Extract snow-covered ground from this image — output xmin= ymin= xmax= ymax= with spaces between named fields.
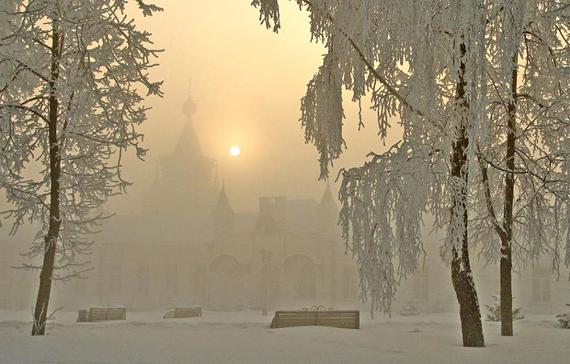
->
xmin=1 ymin=310 xmax=569 ymax=364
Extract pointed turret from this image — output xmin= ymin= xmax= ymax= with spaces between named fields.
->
xmin=182 ymin=80 xmax=197 ymax=118
xmin=317 ymin=183 xmax=338 ymax=230
xmin=212 ymin=181 xmax=234 ymax=235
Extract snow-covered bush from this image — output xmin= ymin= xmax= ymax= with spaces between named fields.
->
xmin=430 ymin=300 xmax=447 ymax=314
xmin=399 ymin=301 xmax=420 ymax=317
xmin=556 ymin=313 xmax=570 ymax=329
xmin=485 ymin=296 xmax=525 ymax=322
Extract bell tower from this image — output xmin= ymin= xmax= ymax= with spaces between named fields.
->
xmin=143 ymin=82 xmax=217 ymax=220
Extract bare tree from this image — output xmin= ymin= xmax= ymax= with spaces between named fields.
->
xmin=0 ymin=0 xmax=163 ymax=336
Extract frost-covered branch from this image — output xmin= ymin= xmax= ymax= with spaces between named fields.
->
xmin=0 ymin=0 xmax=163 ymax=335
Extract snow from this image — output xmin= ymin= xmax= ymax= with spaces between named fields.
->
xmin=1 ymin=310 xmax=569 ymax=364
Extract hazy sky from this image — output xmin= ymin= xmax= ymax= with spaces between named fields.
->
xmin=116 ymin=0 xmax=401 ymax=213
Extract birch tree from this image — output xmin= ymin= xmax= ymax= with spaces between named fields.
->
xmin=473 ymin=0 xmax=570 ymax=336
xmin=251 ymin=0 xmax=488 ymax=347
xmin=250 ymin=0 xmax=569 ymax=346
xmin=0 ymin=0 xmax=163 ymax=336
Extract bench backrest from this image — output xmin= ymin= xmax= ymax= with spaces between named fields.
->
xmin=173 ymin=307 xmax=202 ymax=318
xmin=88 ymin=307 xmax=126 ymax=321
xmin=271 ymin=310 xmax=359 ymax=329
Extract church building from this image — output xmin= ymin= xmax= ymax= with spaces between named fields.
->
xmin=54 ymin=89 xmax=361 ymax=312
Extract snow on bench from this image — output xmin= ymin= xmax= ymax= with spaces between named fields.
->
xmin=270 ymin=310 xmax=360 ymax=329
xmin=163 ymin=307 xmax=202 ymax=319
xmin=77 ymin=307 xmax=126 ymax=322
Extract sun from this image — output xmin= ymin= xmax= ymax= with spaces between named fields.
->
xmin=229 ymin=145 xmax=241 ymax=157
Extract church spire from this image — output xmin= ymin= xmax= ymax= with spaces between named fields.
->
xmin=175 ymin=80 xmax=202 ymax=157
xmin=212 ymin=181 xmax=234 ymax=234
xmin=182 ymin=79 xmax=196 ymax=118
xmin=216 ymin=181 xmax=233 ymax=214
xmin=318 ymin=182 xmax=338 ymax=229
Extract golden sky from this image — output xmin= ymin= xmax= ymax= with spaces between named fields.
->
xmin=118 ymin=0 xmax=399 ymax=213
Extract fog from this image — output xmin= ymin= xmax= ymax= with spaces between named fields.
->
xmin=1 ymin=1 xmax=569 ymax=363
xmin=116 ymin=0 xmax=398 ymax=213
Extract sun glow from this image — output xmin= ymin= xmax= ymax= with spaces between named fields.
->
xmin=229 ymin=145 xmax=241 ymax=157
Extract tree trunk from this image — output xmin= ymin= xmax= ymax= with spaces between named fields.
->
xmin=450 ymin=127 xmax=485 ymax=347
xmin=449 ymin=40 xmax=485 ymax=348
xmin=500 ymin=53 xmax=518 ymax=337
xmin=32 ymin=19 xmax=61 ymax=336
xmin=451 ymin=238 xmax=485 ymax=347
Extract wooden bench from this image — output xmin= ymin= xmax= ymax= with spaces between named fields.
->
xmin=163 ymin=307 xmax=202 ymax=319
xmin=270 ymin=310 xmax=360 ymax=329
xmin=77 ymin=307 xmax=126 ymax=322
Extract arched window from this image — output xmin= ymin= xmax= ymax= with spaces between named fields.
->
xmin=283 ymin=255 xmax=317 ymax=301
xmin=208 ymin=255 xmax=243 ymax=310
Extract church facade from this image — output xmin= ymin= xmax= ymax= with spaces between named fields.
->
xmin=74 ymin=187 xmax=361 ymax=312
xmin=52 ymin=91 xmax=361 ymax=312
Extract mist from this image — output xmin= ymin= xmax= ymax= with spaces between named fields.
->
xmin=0 ymin=1 xmax=569 ymax=363
xmin=115 ymin=0 xmax=394 ymax=214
